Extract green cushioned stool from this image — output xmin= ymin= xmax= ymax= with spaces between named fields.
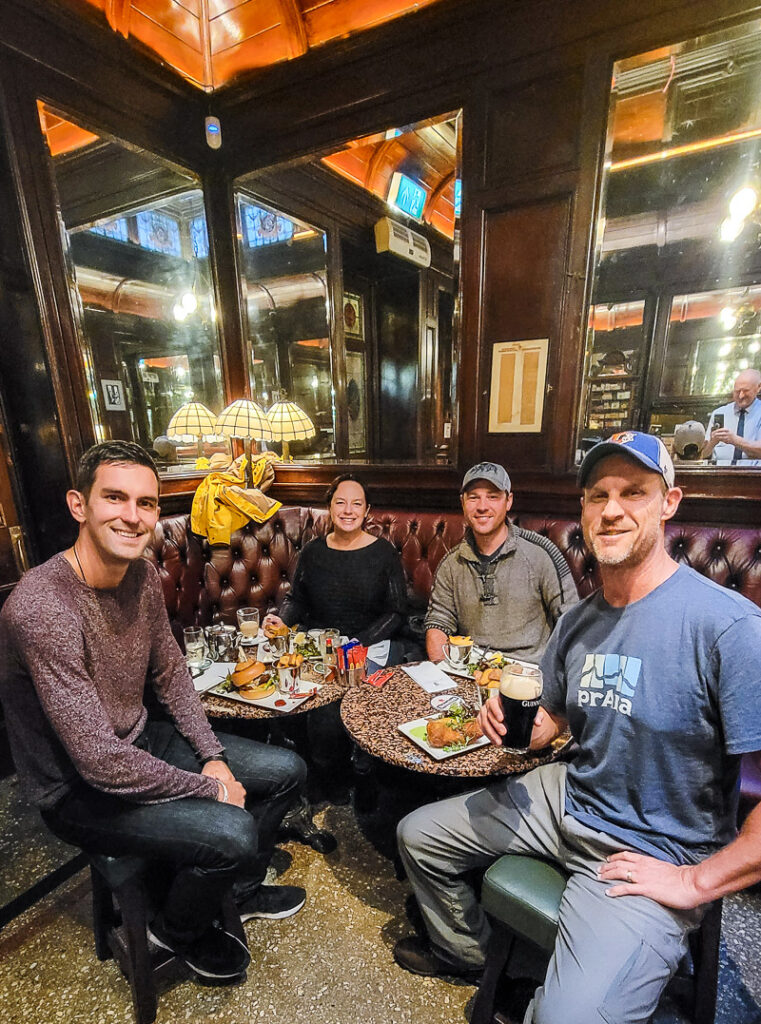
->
xmin=470 ymin=854 xmax=722 ymax=1024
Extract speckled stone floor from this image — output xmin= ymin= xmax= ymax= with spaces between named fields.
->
xmin=1 ymin=779 xmax=760 ymax=1024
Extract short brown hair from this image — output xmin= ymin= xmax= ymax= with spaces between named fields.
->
xmin=76 ymin=441 xmax=160 ymax=498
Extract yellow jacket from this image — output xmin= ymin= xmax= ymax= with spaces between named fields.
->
xmin=191 ymin=455 xmax=281 ymax=545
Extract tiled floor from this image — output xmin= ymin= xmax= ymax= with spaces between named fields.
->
xmin=1 ymin=776 xmax=760 ymax=1024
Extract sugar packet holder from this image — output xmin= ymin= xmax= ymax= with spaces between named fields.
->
xmin=337 ymin=640 xmax=368 ymax=685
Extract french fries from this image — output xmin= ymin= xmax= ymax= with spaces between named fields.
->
xmin=277 ymin=653 xmax=304 ymax=670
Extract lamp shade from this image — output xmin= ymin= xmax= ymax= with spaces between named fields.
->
xmin=266 ymin=400 xmax=316 ymax=442
xmin=166 ymin=401 xmax=217 ymax=441
xmin=215 ymin=399 xmax=272 ymax=441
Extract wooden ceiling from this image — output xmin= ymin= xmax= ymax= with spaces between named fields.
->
xmin=60 ymin=0 xmax=443 ymax=91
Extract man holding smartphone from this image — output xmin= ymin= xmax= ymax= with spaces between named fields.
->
xmin=703 ymin=368 xmax=761 ymax=465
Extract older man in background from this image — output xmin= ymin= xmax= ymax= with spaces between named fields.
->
xmin=703 ymin=368 xmax=761 ymax=465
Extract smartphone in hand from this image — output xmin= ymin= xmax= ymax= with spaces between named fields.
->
xmin=713 ymin=413 xmax=724 ymax=430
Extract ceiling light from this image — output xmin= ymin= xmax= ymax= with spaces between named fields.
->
xmin=181 ymin=291 xmax=198 ymax=313
xmin=719 ymin=342 xmax=732 ymax=356
xmin=173 ymin=303 xmax=188 ymax=322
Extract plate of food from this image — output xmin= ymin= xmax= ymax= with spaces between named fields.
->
xmin=291 ymin=631 xmax=322 ymax=660
xmin=209 ymin=658 xmax=322 ymax=711
xmin=398 ymin=702 xmax=490 ymax=761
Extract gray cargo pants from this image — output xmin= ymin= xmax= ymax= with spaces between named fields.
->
xmin=396 ymin=762 xmax=704 ymax=1024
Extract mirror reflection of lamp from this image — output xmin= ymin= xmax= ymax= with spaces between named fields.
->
xmin=215 ymin=399 xmax=272 ymax=486
xmin=266 ymin=394 xmax=316 ymax=461
xmin=720 ymin=184 xmax=760 ymax=243
xmin=166 ymin=401 xmax=217 ymax=458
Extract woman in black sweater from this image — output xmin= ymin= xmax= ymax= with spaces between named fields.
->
xmin=263 ymin=474 xmax=408 ymax=653
xmin=263 ymin=474 xmax=410 ymax=800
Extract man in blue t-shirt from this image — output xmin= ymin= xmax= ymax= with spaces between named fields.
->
xmin=394 ymin=431 xmax=761 ymax=1024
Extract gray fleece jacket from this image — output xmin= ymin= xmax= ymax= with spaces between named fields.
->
xmin=424 ymin=525 xmax=579 ymax=663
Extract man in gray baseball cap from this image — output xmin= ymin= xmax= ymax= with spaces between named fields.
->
xmin=424 ymin=461 xmax=579 ymax=663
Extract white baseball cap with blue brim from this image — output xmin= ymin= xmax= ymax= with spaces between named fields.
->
xmin=577 ymin=431 xmax=675 ymax=488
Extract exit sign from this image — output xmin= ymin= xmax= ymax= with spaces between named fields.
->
xmin=388 ymin=172 xmax=427 ymax=221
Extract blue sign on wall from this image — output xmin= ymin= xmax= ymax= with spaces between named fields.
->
xmin=388 ymin=172 xmax=427 ymax=221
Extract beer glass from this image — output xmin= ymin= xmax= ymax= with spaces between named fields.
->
xmin=236 ymin=607 xmax=260 ymax=639
xmin=498 ymin=664 xmax=542 ymax=754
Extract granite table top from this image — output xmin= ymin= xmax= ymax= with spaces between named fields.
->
xmin=340 ymin=666 xmax=571 ymax=777
xmin=202 ymin=674 xmax=349 ymax=721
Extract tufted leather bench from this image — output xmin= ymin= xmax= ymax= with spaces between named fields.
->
xmin=144 ymin=506 xmax=761 ymax=812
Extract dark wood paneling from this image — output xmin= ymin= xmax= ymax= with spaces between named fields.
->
xmin=478 ymin=196 xmax=573 ymax=472
xmin=484 ymin=70 xmax=584 ymax=187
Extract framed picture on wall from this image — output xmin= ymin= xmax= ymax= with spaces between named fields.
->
xmin=346 ymin=350 xmax=368 ymax=454
xmin=488 ymin=339 xmax=548 ymax=432
xmin=343 ymin=293 xmax=364 ymax=340
xmin=100 ymin=378 xmax=126 ymax=411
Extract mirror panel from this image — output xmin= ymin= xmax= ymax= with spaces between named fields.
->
xmin=579 ymin=20 xmax=761 ymax=467
xmin=39 ymin=103 xmax=225 ymax=476
xmin=234 ymin=110 xmax=461 ymax=464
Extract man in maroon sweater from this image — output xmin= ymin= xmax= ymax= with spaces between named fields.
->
xmin=0 ymin=441 xmax=307 ymax=981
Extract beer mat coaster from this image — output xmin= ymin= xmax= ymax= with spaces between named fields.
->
xmin=191 ymin=663 xmax=232 ymax=693
xmin=398 ymin=716 xmax=491 ymax=761
xmin=209 ymin=680 xmax=322 ymax=712
xmin=402 ymin=662 xmax=458 ymax=694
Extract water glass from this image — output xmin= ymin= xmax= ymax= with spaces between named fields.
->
xmin=236 ymin=607 xmax=260 ymax=640
xmin=183 ymin=626 xmax=206 ymax=667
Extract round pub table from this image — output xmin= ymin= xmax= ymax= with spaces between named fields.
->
xmin=340 ymin=666 xmax=571 ymax=778
xmin=202 ymin=675 xmax=348 ymax=721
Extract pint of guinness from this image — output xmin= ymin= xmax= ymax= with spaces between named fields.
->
xmin=498 ymin=664 xmax=542 ymax=754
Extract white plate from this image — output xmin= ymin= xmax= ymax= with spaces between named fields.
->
xmin=209 ymin=679 xmax=322 ymax=712
xmin=398 ymin=714 xmax=490 ymax=761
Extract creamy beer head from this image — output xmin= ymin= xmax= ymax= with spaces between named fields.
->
xmin=499 ymin=666 xmax=542 ymax=701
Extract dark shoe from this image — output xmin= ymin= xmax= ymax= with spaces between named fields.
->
xmin=392 ymin=935 xmax=482 ymax=982
xmin=238 ymin=884 xmax=306 ymax=921
xmin=147 ymin=920 xmax=250 ymax=980
xmin=278 ymin=799 xmax=338 ymax=854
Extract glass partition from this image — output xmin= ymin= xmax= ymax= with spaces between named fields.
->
xmin=38 ymin=103 xmax=224 ymax=475
xmin=234 ymin=110 xmax=461 ymax=464
xmin=579 ymin=20 xmax=761 ymax=467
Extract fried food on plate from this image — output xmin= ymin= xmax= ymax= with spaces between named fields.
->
xmin=474 ymin=667 xmax=501 ymax=687
xmin=426 ymin=714 xmax=483 ymax=748
xmin=264 ymin=622 xmax=289 ymax=639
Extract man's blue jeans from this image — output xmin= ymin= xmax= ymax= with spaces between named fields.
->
xmin=42 ymin=722 xmax=306 ymax=942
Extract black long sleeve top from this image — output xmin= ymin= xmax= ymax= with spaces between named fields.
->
xmin=279 ymin=536 xmax=407 ymax=646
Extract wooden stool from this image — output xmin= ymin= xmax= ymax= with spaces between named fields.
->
xmin=90 ymin=855 xmax=246 ymax=1024
xmin=471 ymin=854 xmax=722 ymax=1024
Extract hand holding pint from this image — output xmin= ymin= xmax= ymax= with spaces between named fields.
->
xmin=498 ymin=664 xmax=543 ymax=754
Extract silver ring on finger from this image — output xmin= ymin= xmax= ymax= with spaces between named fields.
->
xmin=626 ymin=870 xmax=633 ymax=884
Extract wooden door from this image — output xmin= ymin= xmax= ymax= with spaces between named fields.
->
xmin=0 ymin=416 xmax=28 ymax=610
